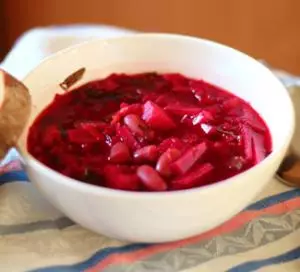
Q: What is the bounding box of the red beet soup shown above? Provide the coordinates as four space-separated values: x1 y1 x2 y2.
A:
27 72 272 192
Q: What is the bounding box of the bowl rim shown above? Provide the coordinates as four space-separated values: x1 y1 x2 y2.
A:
20 32 296 199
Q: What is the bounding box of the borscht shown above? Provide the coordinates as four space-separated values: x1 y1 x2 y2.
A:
27 72 272 192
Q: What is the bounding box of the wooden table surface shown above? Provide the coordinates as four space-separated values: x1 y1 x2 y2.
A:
2 0 300 74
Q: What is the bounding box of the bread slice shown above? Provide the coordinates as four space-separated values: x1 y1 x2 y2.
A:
0 69 31 159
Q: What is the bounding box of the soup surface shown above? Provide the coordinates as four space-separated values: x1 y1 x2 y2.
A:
27 72 272 191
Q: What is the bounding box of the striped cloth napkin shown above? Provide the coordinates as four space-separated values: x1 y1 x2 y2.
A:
1 25 300 272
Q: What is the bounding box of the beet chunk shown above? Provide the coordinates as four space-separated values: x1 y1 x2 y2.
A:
142 101 176 130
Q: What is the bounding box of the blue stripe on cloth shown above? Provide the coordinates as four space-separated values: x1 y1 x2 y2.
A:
30 244 151 272
227 246 300 272
245 188 300 211
0 170 28 185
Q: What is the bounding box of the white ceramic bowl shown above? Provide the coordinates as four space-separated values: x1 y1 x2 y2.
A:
18 33 295 243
